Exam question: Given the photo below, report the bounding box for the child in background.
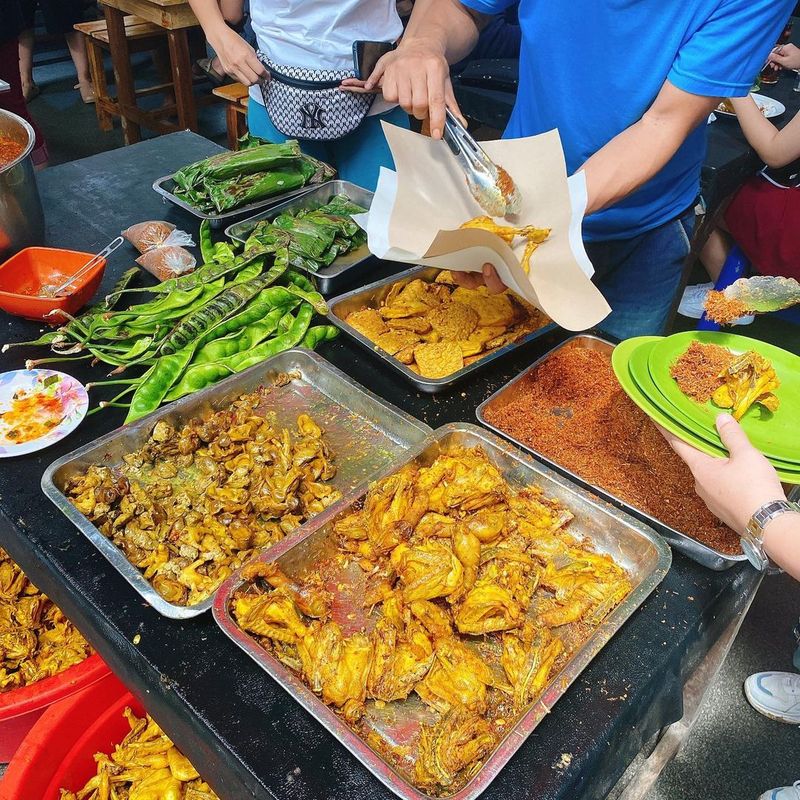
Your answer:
[680,43,800,322]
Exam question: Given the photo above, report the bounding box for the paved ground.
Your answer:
[4,39,799,800]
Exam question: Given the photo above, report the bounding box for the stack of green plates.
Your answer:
[611,331,800,484]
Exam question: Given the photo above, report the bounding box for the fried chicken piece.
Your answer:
[297,621,373,721]
[501,625,563,706]
[424,449,506,514]
[414,708,496,790]
[463,507,508,543]
[711,350,780,421]
[413,342,465,379]
[241,561,330,618]
[450,526,481,602]
[454,579,523,634]
[409,599,453,640]
[391,541,464,602]
[415,637,500,714]
[346,308,389,339]
[368,617,435,702]
[232,591,308,643]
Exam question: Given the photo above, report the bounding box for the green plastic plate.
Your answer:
[647,332,800,463]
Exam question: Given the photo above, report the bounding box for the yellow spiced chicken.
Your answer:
[59,707,219,800]
[0,549,91,692]
[231,445,631,795]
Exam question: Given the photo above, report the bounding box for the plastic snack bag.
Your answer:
[136,246,197,282]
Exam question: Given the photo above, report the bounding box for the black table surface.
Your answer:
[0,132,761,800]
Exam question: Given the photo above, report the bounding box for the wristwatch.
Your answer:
[742,499,800,570]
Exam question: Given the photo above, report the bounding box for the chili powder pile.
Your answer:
[483,344,740,554]
[669,341,735,403]
[0,136,24,168]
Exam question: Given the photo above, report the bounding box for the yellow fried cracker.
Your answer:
[347,308,389,340]
[428,302,479,341]
[375,329,421,355]
[413,342,465,379]
[388,317,432,334]
[451,287,517,327]
[395,344,416,364]
[435,270,458,285]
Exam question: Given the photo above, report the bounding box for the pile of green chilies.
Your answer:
[173,137,336,213]
[244,193,367,273]
[4,235,338,423]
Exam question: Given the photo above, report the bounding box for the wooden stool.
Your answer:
[212,83,250,150]
[74,16,171,133]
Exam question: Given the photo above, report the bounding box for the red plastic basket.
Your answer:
[0,653,111,762]
[0,672,134,800]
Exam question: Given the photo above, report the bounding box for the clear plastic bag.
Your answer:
[136,246,197,282]
[122,221,189,253]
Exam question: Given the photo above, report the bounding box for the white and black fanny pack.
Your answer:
[257,55,374,141]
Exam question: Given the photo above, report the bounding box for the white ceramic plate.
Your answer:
[716,93,786,119]
[0,370,88,457]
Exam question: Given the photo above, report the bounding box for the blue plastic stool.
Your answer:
[697,245,749,331]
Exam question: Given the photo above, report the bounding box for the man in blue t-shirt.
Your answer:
[363,0,794,338]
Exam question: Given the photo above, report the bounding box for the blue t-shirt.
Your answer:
[459,0,794,240]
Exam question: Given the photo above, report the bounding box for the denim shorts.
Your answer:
[586,209,695,340]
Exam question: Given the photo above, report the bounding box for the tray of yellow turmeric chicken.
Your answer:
[213,422,672,800]
[327,266,555,393]
[41,349,431,620]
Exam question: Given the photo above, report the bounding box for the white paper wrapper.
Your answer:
[356,124,611,332]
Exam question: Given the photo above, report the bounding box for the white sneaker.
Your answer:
[758,780,800,800]
[744,671,800,724]
[677,282,755,325]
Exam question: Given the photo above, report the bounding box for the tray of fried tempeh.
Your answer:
[214,422,671,800]
[41,350,431,619]
[327,266,556,393]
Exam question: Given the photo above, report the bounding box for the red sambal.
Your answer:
[0,136,25,168]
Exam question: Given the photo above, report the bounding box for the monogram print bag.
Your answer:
[258,56,375,141]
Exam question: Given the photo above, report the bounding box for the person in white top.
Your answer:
[187,0,408,191]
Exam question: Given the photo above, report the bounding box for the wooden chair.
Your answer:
[74,16,172,133]
[212,83,250,149]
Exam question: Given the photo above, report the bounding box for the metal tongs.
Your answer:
[442,108,522,218]
[39,236,125,298]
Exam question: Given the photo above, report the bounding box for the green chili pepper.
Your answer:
[199,220,215,264]
[125,348,194,422]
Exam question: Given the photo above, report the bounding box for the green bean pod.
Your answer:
[125,348,194,422]
[199,220,215,264]
[159,259,289,355]
[300,325,339,349]
[192,307,286,365]
[283,284,327,315]
[286,269,316,293]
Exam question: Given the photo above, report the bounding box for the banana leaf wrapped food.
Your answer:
[173,137,336,213]
[245,194,367,272]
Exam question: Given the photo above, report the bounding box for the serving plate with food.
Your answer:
[328,266,554,393]
[224,180,374,294]
[477,335,751,569]
[42,350,431,618]
[214,422,670,800]
[715,94,786,119]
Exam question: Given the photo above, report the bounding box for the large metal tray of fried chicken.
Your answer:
[41,349,431,620]
[476,335,749,571]
[327,265,556,394]
[213,422,671,800]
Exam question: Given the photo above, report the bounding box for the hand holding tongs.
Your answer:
[442,108,522,218]
[40,236,125,298]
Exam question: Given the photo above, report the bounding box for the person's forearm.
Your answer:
[187,0,241,41]
[581,81,716,215]
[401,0,482,65]
[734,97,800,169]
[763,512,800,581]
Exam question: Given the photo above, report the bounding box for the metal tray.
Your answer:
[152,173,325,229]
[476,335,748,571]
[41,350,431,619]
[224,181,374,295]
[328,265,557,394]
[213,422,671,800]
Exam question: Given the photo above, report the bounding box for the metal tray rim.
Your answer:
[474,334,748,569]
[41,349,432,620]
[327,265,558,393]
[152,173,323,225]
[213,421,672,800]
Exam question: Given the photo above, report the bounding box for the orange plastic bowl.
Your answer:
[0,247,106,323]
